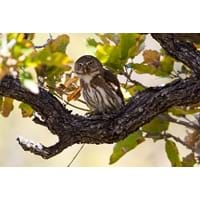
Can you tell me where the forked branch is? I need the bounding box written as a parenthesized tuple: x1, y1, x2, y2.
(1, 33, 200, 158)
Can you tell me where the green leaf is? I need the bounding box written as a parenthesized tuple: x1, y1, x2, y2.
(132, 63, 157, 75)
(182, 153, 196, 167)
(109, 131, 145, 164)
(165, 139, 182, 167)
(47, 34, 70, 53)
(142, 116, 169, 134)
(7, 33, 18, 41)
(96, 44, 123, 70)
(95, 34, 145, 71)
(126, 84, 145, 96)
(119, 33, 137, 59)
(19, 102, 34, 117)
(87, 38, 99, 47)
(160, 55, 174, 75)
(7, 33, 34, 59)
(1, 97, 14, 117)
(169, 106, 200, 116)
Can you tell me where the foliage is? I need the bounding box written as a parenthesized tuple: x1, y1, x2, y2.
(110, 131, 144, 164)
(1, 33, 200, 166)
(87, 33, 200, 166)
(0, 33, 73, 117)
(165, 139, 182, 167)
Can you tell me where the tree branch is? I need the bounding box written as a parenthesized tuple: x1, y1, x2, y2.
(1, 34, 200, 159)
(1, 74, 200, 158)
(151, 33, 200, 75)
(164, 114, 200, 131)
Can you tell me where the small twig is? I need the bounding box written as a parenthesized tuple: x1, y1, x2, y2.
(34, 33, 53, 49)
(44, 84, 89, 111)
(124, 65, 131, 89)
(165, 114, 200, 130)
(67, 144, 85, 167)
(164, 132, 195, 152)
(53, 92, 89, 112)
(65, 101, 89, 112)
(48, 33, 53, 40)
(122, 71, 146, 88)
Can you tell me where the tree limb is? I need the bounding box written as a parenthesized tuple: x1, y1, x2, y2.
(151, 33, 200, 75)
(1, 33, 200, 159)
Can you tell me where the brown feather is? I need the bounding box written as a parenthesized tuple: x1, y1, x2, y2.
(102, 69, 124, 104)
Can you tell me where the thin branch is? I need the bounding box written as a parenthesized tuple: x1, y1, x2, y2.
(46, 84, 87, 105)
(151, 34, 200, 75)
(164, 114, 200, 130)
(1, 34, 200, 158)
(164, 132, 195, 152)
(34, 33, 53, 49)
(53, 90, 90, 112)
(67, 144, 85, 167)
(122, 71, 146, 88)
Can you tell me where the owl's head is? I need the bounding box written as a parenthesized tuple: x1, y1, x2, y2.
(74, 55, 103, 76)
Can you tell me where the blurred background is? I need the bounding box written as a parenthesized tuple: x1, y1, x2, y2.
(0, 34, 190, 166)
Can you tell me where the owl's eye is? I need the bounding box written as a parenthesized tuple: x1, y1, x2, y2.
(86, 60, 93, 65)
(79, 63, 83, 67)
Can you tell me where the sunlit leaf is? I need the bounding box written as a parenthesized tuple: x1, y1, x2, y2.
(1, 97, 14, 117)
(19, 102, 34, 117)
(95, 34, 145, 71)
(96, 44, 119, 64)
(109, 131, 145, 164)
(165, 139, 182, 167)
(119, 33, 138, 59)
(142, 116, 169, 134)
(11, 42, 33, 58)
(182, 153, 196, 167)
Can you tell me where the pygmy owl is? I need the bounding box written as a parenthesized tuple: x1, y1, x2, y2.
(74, 55, 124, 114)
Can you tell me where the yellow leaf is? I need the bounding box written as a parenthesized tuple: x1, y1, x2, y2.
(67, 87, 81, 101)
(64, 76, 79, 89)
(1, 97, 14, 117)
(19, 102, 33, 117)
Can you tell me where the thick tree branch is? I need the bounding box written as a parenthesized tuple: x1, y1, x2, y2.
(1, 75, 200, 158)
(151, 33, 200, 75)
(1, 34, 200, 159)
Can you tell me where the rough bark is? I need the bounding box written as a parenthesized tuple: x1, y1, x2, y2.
(1, 33, 200, 158)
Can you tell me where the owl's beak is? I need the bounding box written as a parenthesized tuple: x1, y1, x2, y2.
(84, 66, 89, 74)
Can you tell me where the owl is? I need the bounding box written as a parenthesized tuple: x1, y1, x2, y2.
(74, 55, 124, 114)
